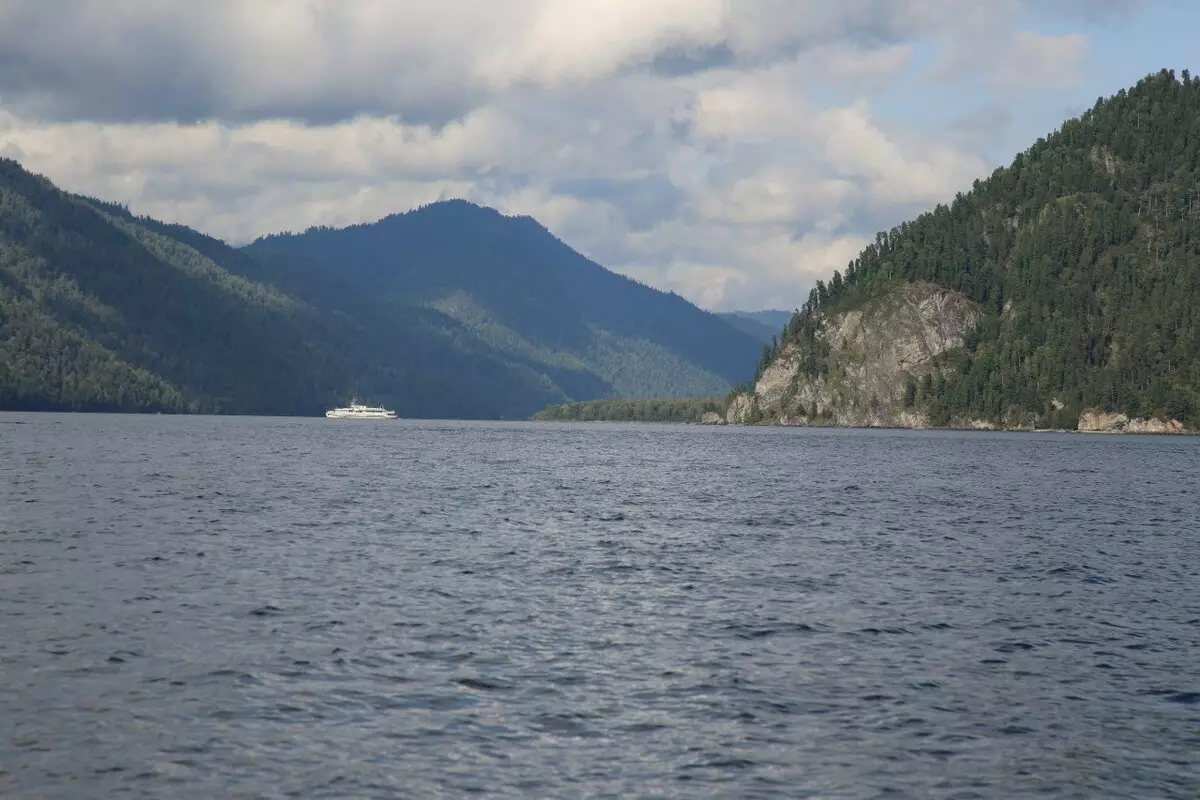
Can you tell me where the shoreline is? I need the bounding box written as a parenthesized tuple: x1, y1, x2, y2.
(4, 408, 1194, 435)
(533, 417, 1196, 435)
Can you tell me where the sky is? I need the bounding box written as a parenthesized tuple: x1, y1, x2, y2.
(0, 1, 1194, 312)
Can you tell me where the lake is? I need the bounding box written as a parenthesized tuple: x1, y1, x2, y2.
(1, 414, 1197, 798)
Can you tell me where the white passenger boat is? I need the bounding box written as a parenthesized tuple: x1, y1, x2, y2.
(325, 399, 398, 419)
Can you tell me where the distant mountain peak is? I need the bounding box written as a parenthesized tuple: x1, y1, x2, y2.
(397, 200, 554, 238)
(257, 198, 554, 246)
(410, 198, 491, 214)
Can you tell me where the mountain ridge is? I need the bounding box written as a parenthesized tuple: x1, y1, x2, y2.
(243, 199, 760, 399)
(0, 162, 759, 417)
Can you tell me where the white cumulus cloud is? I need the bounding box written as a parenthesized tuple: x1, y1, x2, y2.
(0, 0, 1140, 309)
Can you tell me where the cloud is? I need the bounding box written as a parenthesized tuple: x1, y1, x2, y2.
(0, 0, 1006, 126)
(1036, 0, 1148, 23)
(1001, 31, 1089, 91)
(917, 0, 1093, 93)
(476, 0, 728, 88)
(0, 0, 1156, 310)
(931, 29, 1089, 93)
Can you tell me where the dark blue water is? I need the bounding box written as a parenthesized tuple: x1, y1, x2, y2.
(1, 414, 1197, 798)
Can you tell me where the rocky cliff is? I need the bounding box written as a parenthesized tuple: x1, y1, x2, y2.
(1077, 410, 1185, 434)
(721, 279, 1189, 433)
(726, 282, 982, 427)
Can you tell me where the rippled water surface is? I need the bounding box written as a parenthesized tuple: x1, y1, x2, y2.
(2, 414, 1198, 798)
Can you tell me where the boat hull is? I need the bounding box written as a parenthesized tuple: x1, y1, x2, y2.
(325, 410, 397, 419)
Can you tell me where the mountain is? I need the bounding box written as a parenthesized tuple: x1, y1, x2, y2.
(716, 310, 792, 344)
(0, 161, 759, 417)
(243, 201, 761, 401)
(0, 162, 341, 415)
(726, 69, 1200, 433)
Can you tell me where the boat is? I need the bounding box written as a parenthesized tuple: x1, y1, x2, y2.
(325, 399, 398, 420)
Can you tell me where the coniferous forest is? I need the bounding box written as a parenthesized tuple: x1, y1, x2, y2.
(532, 396, 725, 423)
(776, 70, 1200, 429)
(0, 162, 761, 418)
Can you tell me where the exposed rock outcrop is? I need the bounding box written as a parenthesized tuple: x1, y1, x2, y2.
(728, 282, 982, 427)
(1077, 410, 1184, 434)
(725, 393, 756, 425)
(699, 411, 725, 425)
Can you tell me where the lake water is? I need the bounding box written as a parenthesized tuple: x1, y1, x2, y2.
(1, 414, 1197, 798)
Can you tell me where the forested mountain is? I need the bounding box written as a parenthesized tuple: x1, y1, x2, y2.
(737, 69, 1200, 430)
(244, 201, 760, 399)
(0, 160, 758, 417)
(0, 164, 332, 415)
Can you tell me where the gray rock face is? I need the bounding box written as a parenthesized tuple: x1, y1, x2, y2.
(725, 394, 755, 425)
(1077, 410, 1184, 434)
(722, 281, 1191, 433)
(728, 282, 983, 427)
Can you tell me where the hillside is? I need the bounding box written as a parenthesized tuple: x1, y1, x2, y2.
(244, 201, 760, 399)
(0, 163, 331, 414)
(0, 161, 552, 417)
(0, 161, 758, 417)
(728, 69, 1200, 432)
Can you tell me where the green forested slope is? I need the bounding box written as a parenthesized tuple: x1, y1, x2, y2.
(778, 69, 1200, 428)
(0, 164, 344, 414)
(0, 160, 757, 417)
(244, 201, 760, 399)
(0, 162, 606, 417)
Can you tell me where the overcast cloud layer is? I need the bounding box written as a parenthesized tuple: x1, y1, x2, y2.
(0, 0, 1173, 310)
